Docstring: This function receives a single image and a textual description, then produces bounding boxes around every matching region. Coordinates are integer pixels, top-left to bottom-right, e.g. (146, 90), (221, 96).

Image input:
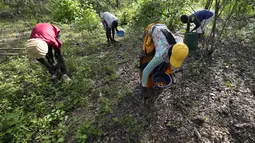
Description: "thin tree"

(204, 0), (213, 10)
(206, 0), (220, 56)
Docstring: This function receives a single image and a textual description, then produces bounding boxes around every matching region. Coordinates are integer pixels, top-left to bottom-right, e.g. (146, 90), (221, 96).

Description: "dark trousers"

(45, 47), (67, 74)
(106, 20), (118, 43)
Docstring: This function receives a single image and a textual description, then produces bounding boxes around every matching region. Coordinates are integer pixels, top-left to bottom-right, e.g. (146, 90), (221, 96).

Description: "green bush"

(118, 2), (139, 26)
(78, 4), (101, 31)
(75, 120), (102, 143)
(53, 0), (100, 30)
(117, 0), (188, 30)
(53, 0), (84, 23)
(0, 57), (93, 142)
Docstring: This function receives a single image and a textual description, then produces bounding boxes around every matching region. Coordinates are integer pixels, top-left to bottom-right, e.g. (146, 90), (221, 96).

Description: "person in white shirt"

(140, 23), (189, 98)
(100, 12), (119, 45)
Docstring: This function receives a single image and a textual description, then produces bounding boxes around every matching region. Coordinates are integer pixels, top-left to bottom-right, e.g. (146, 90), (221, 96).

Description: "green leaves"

(52, 0), (100, 31)
(75, 120), (102, 143)
(53, 0), (85, 23)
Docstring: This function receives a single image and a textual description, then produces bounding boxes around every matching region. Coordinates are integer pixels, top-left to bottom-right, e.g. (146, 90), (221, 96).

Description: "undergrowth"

(0, 20), (132, 142)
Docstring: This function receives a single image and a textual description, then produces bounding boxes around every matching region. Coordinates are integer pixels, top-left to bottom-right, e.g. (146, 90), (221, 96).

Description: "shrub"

(53, 0), (84, 23)
(78, 3), (101, 31)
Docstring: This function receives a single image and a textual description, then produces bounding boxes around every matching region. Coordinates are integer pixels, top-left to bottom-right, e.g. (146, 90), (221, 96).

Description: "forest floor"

(0, 18), (254, 143)
(99, 27), (255, 143)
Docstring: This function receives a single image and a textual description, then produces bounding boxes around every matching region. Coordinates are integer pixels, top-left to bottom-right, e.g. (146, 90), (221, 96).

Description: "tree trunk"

(116, 0), (119, 8)
(204, 0), (213, 9)
(207, 0), (220, 56)
(96, 0), (100, 15)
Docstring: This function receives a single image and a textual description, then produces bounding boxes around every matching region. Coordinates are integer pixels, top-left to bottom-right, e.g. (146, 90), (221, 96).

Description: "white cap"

(25, 38), (48, 59)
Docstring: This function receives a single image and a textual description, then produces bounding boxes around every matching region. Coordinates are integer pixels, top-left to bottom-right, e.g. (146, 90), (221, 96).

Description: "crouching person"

(180, 9), (214, 34)
(100, 11), (119, 45)
(140, 23), (189, 98)
(25, 23), (71, 81)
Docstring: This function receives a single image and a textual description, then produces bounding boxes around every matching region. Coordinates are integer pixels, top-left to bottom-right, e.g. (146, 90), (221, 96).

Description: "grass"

(2, 1), (254, 142)
(0, 16), (136, 142)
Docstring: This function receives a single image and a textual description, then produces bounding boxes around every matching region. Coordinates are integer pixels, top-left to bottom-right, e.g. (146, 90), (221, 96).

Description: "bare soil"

(100, 32), (255, 143)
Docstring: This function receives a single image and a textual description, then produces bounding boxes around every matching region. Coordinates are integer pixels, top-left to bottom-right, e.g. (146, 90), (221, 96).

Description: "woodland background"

(0, 0), (254, 142)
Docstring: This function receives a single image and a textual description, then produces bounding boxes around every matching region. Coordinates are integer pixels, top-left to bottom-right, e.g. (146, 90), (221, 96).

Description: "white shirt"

(148, 24), (183, 62)
(101, 12), (118, 28)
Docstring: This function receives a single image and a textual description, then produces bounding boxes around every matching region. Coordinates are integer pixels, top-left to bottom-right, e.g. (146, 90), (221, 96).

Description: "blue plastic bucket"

(116, 30), (125, 37)
(152, 72), (172, 88)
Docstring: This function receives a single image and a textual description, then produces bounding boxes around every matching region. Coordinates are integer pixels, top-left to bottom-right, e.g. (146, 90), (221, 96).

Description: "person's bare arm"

(37, 58), (55, 74)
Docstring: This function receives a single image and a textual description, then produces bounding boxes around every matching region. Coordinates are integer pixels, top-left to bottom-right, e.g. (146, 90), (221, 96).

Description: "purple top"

(189, 10), (214, 25)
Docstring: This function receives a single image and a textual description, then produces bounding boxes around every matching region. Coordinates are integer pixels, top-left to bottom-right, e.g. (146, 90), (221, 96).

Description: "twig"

(0, 48), (25, 50)
(194, 127), (203, 143)
(204, 0), (213, 10)
(173, 68), (183, 74)
(216, 1), (237, 45)
(0, 53), (20, 56)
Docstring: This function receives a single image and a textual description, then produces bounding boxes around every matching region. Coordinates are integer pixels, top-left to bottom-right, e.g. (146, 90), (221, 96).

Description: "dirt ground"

(100, 32), (255, 143)
(1, 21), (254, 143)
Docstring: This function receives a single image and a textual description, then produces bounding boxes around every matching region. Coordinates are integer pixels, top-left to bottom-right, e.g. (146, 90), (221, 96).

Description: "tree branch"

(216, 0), (238, 44)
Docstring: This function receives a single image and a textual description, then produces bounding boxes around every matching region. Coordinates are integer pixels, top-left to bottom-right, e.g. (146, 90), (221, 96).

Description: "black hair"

(180, 15), (189, 23)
